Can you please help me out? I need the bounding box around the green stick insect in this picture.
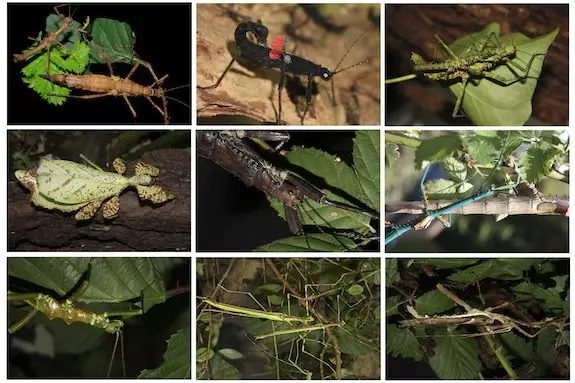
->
[8,257,190,378]
[197,258,381,380]
[386,23,559,125]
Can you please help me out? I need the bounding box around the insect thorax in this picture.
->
[128,174,153,186]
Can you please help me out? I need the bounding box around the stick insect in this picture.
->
[197,258,381,380]
[385,131,522,246]
[196,130,379,251]
[8,257,189,378]
[197,4,380,125]
[40,45,191,125]
[10,4,191,124]
[385,23,558,125]
[12,4,89,66]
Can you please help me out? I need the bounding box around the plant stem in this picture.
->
[385,73,417,84]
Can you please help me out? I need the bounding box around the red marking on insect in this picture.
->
[269,35,286,60]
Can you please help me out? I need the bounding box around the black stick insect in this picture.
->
[197,130,380,251]
[198,14,378,125]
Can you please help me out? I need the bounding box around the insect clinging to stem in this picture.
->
[197,5,380,125]
[385,23,558,125]
[12,4,89,67]
[40,45,190,124]
[8,257,191,378]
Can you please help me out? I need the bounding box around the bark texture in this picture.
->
[197,4,380,125]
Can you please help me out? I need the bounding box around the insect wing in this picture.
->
[269,35,286,60]
[36,160,124,204]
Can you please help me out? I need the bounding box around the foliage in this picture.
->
[259,130,380,252]
[385,130,569,252]
[196,258,381,380]
[445,23,558,126]
[8,257,190,378]
[386,258,569,379]
[15,13,141,105]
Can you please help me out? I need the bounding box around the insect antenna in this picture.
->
[328,27,378,105]
[107,330,126,378]
[165,84,191,108]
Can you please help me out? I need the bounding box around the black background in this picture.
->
[8,3,191,125]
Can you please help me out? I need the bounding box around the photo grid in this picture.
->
[3,2,571,382]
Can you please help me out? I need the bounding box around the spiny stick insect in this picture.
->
[385,23,558,125]
[198,15,377,125]
[12,4,89,66]
[7,257,189,378]
[8,263,143,377]
[12,5,91,105]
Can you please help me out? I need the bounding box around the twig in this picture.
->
[386,196,569,217]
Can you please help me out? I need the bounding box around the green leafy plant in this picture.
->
[260,130,380,252]
[385,130,569,252]
[386,258,569,379]
[197,258,381,380]
[16,13,143,105]
[8,257,190,378]
[446,23,558,125]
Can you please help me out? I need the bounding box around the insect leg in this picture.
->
[8,305,39,334]
[198,58,236,89]
[300,73,314,124]
[452,76,469,118]
[435,34,458,60]
[286,173,379,219]
[277,65,287,124]
[285,204,304,235]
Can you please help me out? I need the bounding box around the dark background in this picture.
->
[8,3,191,124]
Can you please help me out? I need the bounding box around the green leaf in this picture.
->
[441,156,468,183]
[386,325,423,361]
[254,284,284,294]
[218,348,243,360]
[333,327,375,356]
[255,233,358,252]
[359,258,380,285]
[139,327,191,378]
[462,132,508,165]
[520,143,563,183]
[536,327,558,372]
[446,23,559,126]
[428,334,481,379]
[512,279,568,314]
[8,257,166,305]
[415,290,457,315]
[353,130,380,211]
[347,284,364,296]
[89,18,136,64]
[500,332,533,362]
[423,178,475,200]
[207,353,241,379]
[418,259,478,270]
[20,42,90,105]
[45,14,85,48]
[386,295,401,316]
[414,133,462,167]
[196,347,213,363]
[268,147,372,232]
[385,259,401,286]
